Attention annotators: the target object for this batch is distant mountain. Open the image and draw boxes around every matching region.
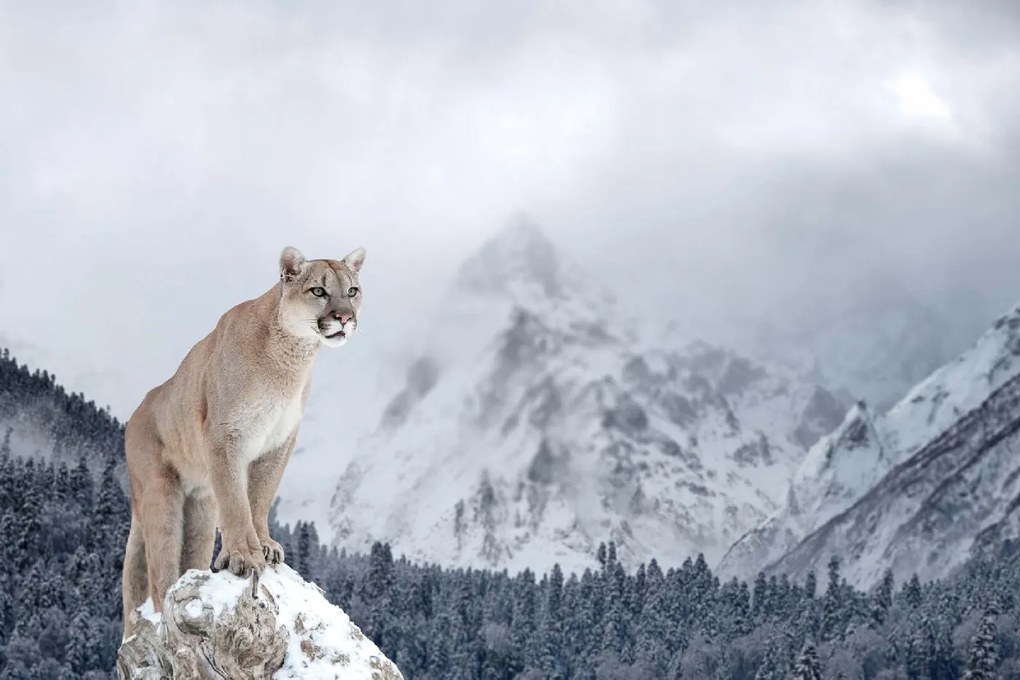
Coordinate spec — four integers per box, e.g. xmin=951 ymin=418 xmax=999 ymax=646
xmin=328 ymin=221 xmax=845 ymax=573
xmin=721 ymin=303 xmax=1020 ymax=586
xmin=751 ymin=278 xmax=962 ymax=411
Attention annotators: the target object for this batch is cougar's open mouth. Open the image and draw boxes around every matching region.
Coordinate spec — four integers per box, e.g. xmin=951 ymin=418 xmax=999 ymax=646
xmin=324 ymin=329 xmax=346 ymax=340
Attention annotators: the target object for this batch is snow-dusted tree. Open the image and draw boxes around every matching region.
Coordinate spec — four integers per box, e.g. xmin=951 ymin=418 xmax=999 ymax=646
xmin=821 ymin=556 xmax=846 ymax=641
xmin=963 ymin=610 xmax=998 ymax=679
xmin=753 ymin=638 xmax=784 ymax=680
xmin=296 ymin=520 xmax=316 ymax=578
xmin=903 ymin=573 xmax=923 ymax=609
xmin=871 ymin=568 xmax=895 ymax=627
xmin=791 ymin=642 xmax=823 ymax=680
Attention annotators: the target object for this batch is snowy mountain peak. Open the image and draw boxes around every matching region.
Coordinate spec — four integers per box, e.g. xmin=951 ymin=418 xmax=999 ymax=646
xmin=329 ymin=246 xmax=844 ymax=574
xmin=455 ymin=216 xmax=565 ymax=300
xmin=789 ymin=400 xmax=883 ymax=513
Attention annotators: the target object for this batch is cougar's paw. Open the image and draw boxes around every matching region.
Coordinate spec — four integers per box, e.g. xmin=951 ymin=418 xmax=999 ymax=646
xmin=260 ymin=538 xmax=285 ymax=565
xmin=214 ymin=539 xmax=266 ymax=577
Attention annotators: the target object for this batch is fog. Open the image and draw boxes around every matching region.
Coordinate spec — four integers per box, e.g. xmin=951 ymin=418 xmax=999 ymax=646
xmin=1 ymin=0 xmax=1019 ymax=417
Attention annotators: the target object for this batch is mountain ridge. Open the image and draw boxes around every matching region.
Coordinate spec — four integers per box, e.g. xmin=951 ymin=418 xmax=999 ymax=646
xmin=327 ymin=223 xmax=846 ymax=573
xmin=718 ymin=302 xmax=1020 ymax=581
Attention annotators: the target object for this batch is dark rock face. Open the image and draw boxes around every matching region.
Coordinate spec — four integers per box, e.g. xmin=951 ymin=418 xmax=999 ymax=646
xmin=602 ymin=395 xmax=649 ymax=433
xmin=527 ymin=439 xmax=560 ymax=485
xmin=732 ymin=435 xmax=774 ymax=468
xmin=793 ymin=386 xmax=847 ymax=449
xmin=380 ymin=357 xmax=440 ymax=431
xmin=717 ymin=357 xmax=768 ymax=397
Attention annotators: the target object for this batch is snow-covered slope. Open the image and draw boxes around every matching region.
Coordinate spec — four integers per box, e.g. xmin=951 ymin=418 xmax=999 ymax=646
xmin=719 ymin=303 xmax=1020 ymax=581
xmin=328 ymin=221 xmax=845 ymax=573
xmin=734 ymin=305 xmax=1020 ymax=587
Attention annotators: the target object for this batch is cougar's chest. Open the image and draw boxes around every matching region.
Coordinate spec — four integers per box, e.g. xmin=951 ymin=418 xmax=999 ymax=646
xmin=239 ymin=389 xmax=305 ymax=461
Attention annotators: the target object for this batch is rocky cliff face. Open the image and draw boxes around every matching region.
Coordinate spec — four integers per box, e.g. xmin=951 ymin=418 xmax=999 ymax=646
xmin=117 ymin=566 xmax=402 ymax=680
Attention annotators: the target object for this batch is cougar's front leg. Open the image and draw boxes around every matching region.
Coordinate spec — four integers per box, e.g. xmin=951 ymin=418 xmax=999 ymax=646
xmin=209 ymin=436 xmax=266 ymax=577
xmin=248 ymin=434 xmax=296 ymax=565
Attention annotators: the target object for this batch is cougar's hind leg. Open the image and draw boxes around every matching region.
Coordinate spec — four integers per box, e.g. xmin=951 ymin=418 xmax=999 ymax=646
xmin=140 ymin=462 xmax=185 ymax=612
xmin=121 ymin=515 xmax=148 ymax=639
xmin=180 ymin=491 xmax=217 ymax=572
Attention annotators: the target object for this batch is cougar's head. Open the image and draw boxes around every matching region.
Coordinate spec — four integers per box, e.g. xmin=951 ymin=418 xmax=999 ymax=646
xmin=277 ymin=246 xmax=366 ymax=348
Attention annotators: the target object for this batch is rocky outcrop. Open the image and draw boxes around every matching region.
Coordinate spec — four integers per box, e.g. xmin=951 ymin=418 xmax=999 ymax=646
xmin=117 ymin=565 xmax=402 ymax=680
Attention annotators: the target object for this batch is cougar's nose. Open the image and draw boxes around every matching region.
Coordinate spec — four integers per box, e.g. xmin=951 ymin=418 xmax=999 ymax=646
xmin=333 ymin=311 xmax=353 ymax=324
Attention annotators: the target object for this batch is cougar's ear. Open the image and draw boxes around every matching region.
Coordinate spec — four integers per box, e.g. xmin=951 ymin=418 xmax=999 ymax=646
xmin=342 ymin=247 xmax=366 ymax=274
xmin=280 ymin=246 xmax=307 ymax=282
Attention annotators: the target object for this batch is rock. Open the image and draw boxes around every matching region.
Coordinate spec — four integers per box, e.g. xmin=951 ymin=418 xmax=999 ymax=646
xmin=117 ymin=565 xmax=403 ymax=680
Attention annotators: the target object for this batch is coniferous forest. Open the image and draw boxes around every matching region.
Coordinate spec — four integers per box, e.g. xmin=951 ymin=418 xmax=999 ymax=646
xmin=1 ymin=350 xmax=1019 ymax=679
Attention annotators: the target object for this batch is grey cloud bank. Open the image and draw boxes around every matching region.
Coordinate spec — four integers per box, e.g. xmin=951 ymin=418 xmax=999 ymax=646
xmin=1 ymin=0 xmax=1019 ymax=417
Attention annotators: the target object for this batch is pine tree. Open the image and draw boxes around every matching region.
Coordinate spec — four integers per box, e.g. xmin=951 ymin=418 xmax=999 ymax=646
xmin=634 ymin=572 xmax=669 ymax=676
xmin=64 ymin=609 xmax=96 ymax=676
xmin=791 ymin=642 xmax=822 ymax=680
xmin=535 ymin=566 xmax=567 ymax=678
xmin=69 ymin=457 xmax=94 ymax=512
xmin=753 ymin=639 xmax=784 ymax=680
xmin=904 ymin=573 xmax=923 ymax=609
xmin=871 ymin=568 xmax=894 ymax=626
xmin=821 ymin=555 xmax=845 ymax=641
xmin=963 ymin=611 xmax=998 ymax=679
xmin=752 ymin=571 xmax=769 ymax=620
xmin=907 ymin=615 xmax=937 ymax=680
xmin=803 ymin=571 xmax=816 ymax=600
xmin=90 ymin=456 xmax=128 ymax=555
xmin=296 ymin=521 xmax=314 ymax=578
xmin=0 ymin=426 xmax=11 ymax=460
xmin=15 ymin=481 xmax=43 ymax=569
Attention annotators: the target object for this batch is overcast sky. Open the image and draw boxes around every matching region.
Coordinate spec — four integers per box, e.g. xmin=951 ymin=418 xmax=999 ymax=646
xmin=2 ymin=0 xmax=1020 ymax=417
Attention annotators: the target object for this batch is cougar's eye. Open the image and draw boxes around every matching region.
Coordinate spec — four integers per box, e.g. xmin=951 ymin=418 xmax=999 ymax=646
xmin=348 ymin=286 xmax=359 ymax=297
xmin=310 ymin=287 xmax=326 ymax=298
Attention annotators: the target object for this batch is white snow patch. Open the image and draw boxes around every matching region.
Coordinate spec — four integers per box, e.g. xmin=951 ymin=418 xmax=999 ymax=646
xmin=137 ymin=597 xmax=162 ymax=625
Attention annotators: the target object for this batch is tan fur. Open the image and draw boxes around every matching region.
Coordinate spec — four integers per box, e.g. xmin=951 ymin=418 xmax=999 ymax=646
xmin=121 ymin=246 xmax=365 ymax=638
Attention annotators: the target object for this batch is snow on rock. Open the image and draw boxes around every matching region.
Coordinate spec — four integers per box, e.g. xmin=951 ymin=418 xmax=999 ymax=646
xmin=328 ymin=221 xmax=846 ymax=574
xmin=722 ymin=303 xmax=1020 ymax=586
xmin=117 ymin=565 xmax=402 ymax=680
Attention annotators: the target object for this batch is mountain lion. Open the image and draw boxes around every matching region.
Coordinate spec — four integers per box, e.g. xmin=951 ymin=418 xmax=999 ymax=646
xmin=121 ymin=246 xmax=365 ymax=637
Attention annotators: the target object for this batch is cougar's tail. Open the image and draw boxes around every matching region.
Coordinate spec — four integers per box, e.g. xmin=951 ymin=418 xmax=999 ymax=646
xmin=121 ymin=516 xmax=148 ymax=640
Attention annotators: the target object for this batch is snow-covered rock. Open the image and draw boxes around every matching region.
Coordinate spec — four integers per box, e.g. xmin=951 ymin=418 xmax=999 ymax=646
xmin=724 ymin=303 xmax=1020 ymax=586
xmin=328 ymin=220 xmax=845 ymax=574
xmin=117 ymin=565 xmax=402 ymax=680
